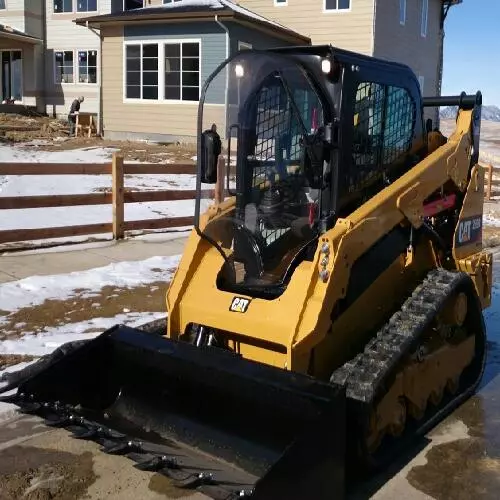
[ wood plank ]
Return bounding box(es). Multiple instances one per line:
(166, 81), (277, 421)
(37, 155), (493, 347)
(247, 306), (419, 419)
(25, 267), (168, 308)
(0, 162), (197, 176)
(0, 223), (112, 244)
(124, 216), (194, 232)
(124, 190), (212, 203)
(124, 163), (196, 175)
(0, 193), (112, 210)
(0, 163), (112, 175)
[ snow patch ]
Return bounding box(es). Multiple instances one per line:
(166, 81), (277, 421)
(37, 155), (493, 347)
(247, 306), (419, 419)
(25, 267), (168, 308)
(0, 254), (181, 315)
(0, 311), (166, 357)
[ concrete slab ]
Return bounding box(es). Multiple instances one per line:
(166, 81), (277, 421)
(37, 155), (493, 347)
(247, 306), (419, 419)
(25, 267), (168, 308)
(0, 414), (206, 500)
(0, 236), (188, 283)
(86, 238), (186, 261)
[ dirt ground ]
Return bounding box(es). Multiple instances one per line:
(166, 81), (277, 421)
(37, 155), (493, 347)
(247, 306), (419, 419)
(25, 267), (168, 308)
(0, 112), (197, 164)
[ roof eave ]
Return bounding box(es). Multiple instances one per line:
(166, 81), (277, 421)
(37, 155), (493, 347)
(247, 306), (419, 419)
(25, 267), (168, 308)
(0, 31), (42, 44)
(74, 9), (310, 45)
(74, 9), (234, 28)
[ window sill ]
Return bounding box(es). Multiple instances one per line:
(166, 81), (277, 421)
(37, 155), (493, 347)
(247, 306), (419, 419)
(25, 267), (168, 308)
(123, 98), (200, 105)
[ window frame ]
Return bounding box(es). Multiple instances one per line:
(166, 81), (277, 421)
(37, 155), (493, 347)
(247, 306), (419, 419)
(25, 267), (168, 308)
(421, 0), (428, 37)
(323, 0), (351, 14)
(53, 0), (74, 13)
(400, 0), (406, 26)
(0, 1), (6, 11)
(76, 0), (98, 13)
(77, 49), (99, 85)
(123, 39), (202, 104)
(0, 48), (24, 104)
(54, 49), (75, 84)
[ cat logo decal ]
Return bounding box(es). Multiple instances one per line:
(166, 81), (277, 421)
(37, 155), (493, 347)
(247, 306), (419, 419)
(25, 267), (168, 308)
(229, 296), (251, 313)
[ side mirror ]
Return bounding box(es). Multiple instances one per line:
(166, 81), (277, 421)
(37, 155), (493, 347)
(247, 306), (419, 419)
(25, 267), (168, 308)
(200, 129), (220, 184)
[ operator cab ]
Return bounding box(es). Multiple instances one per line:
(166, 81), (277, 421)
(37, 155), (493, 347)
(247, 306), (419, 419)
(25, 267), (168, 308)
(196, 46), (426, 299)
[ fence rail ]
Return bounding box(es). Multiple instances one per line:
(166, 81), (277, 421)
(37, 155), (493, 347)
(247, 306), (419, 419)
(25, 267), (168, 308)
(0, 154), (497, 247)
(0, 153), (206, 245)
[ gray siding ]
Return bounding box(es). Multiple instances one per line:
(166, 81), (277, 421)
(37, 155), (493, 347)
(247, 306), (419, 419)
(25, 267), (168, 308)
(227, 22), (299, 54)
(373, 0), (442, 123)
(124, 23), (226, 105)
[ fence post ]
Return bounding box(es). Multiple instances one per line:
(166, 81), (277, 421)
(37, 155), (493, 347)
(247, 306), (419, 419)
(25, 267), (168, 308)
(112, 153), (125, 239)
(215, 155), (225, 204)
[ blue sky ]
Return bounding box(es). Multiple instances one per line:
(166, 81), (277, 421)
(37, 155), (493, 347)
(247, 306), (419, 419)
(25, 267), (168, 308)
(442, 0), (500, 105)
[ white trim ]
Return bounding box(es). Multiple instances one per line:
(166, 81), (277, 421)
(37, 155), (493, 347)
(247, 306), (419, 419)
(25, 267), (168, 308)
(53, 49), (75, 84)
(53, 0), (99, 14)
(274, 0), (288, 7)
(0, 48), (24, 104)
(323, 0), (351, 14)
(76, 49), (99, 85)
(399, 0), (406, 26)
(76, 0), (98, 13)
(421, 0), (428, 37)
(123, 38), (202, 104)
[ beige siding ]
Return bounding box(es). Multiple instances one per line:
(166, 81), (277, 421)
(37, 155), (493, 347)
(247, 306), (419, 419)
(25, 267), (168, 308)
(43, 1), (113, 116)
(0, 0), (26, 32)
(236, 0), (375, 55)
(0, 40), (40, 107)
(101, 26), (224, 140)
(374, 0), (441, 98)
(24, 0), (44, 39)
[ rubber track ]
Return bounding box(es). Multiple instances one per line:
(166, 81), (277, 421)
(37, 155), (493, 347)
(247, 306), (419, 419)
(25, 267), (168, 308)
(330, 267), (487, 469)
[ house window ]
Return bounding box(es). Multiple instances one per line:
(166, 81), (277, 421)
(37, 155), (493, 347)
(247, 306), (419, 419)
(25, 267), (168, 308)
(125, 43), (158, 99)
(274, 0), (287, 5)
(324, 0), (350, 11)
(1, 50), (23, 102)
(77, 0), (97, 12)
(54, 0), (72, 13)
(165, 42), (200, 101)
(124, 0), (143, 9)
(421, 0), (428, 37)
(78, 50), (98, 83)
(55, 51), (74, 83)
(162, 0), (182, 4)
(0, 1), (5, 10)
(400, 0), (406, 25)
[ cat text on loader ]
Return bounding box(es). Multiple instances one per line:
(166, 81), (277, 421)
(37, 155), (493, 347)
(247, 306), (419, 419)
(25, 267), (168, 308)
(1, 45), (492, 499)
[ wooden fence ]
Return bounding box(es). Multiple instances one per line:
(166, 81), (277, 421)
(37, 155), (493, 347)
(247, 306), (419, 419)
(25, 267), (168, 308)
(0, 153), (219, 245)
(482, 163), (500, 201)
(0, 153), (497, 246)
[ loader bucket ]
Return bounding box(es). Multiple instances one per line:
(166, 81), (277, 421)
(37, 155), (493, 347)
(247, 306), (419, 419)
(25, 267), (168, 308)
(3, 325), (346, 499)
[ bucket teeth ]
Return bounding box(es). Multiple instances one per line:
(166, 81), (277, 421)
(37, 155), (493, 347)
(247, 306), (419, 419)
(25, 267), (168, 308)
(175, 471), (215, 489)
(18, 402), (42, 414)
(45, 415), (75, 427)
(102, 440), (143, 455)
(72, 425), (102, 439)
(135, 455), (178, 472)
(0, 394), (19, 404)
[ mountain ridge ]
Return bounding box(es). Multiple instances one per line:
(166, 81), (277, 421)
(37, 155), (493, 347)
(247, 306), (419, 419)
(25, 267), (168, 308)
(440, 105), (500, 122)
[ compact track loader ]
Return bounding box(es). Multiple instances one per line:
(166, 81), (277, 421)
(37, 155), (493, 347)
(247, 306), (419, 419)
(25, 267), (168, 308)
(1, 46), (493, 499)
